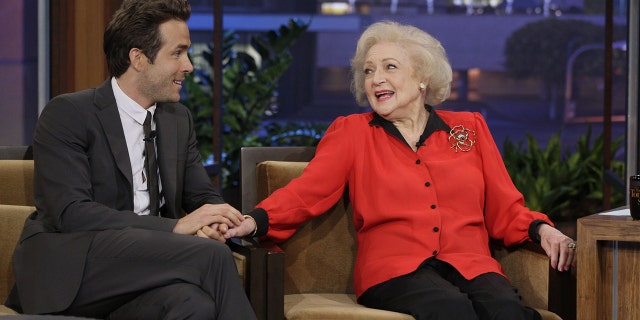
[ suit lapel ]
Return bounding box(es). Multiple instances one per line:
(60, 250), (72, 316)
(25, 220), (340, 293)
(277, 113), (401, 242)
(94, 79), (134, 190)
(155, 104), (178, 215)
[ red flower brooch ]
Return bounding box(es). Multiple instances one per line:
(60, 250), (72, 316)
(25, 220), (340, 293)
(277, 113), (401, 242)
(448, 125), (476, 152)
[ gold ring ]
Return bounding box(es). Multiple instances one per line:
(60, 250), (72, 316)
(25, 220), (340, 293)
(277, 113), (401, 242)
(568, 242), (577, 250)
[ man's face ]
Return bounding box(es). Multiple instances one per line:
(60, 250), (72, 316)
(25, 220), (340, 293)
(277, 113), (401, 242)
(138, 19), (193, 106)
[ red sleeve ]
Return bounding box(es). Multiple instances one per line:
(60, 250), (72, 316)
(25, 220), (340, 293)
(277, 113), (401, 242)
(257, 116), (354, 242)
(474, 112), (553, 245)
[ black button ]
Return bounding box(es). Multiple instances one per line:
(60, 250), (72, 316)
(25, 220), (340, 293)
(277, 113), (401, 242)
(430, 204), (436, 209)
(432, 250), (438, 256)
(433, 227), (439, 232)
(415, 159), (421, 164)
(425, 182), (431, 187)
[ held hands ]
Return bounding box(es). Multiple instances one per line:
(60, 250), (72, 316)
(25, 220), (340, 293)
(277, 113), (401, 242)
(537, 224), (576, 272)
(196, 215), (257, 242)
(173, 203), (244, 242)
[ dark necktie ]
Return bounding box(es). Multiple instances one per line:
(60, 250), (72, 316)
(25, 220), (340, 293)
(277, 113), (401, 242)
(143, 111), (160, 216)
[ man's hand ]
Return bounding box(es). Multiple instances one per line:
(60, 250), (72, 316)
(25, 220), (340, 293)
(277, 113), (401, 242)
(538, 223), (576, 272)
(173, 203), (244, 242)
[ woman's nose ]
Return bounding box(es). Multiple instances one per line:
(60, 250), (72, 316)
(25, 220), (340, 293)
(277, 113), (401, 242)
(372, 70), (385, 85)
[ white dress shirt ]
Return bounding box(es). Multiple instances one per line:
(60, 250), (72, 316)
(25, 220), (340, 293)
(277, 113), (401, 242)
(111, 77), (163, 215)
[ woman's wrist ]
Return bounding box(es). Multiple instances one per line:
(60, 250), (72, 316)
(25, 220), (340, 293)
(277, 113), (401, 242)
(243, 215), (258, 238)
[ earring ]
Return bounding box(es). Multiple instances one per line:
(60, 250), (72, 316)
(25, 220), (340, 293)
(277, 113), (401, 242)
(419, 83), (426, 90)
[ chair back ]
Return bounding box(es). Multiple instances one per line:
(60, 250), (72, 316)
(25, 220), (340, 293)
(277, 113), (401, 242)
(255, 160), (357, 295)
(0, 146), (33, 160)
(240, 146), (316, 213)
(0, 160), (35, 206)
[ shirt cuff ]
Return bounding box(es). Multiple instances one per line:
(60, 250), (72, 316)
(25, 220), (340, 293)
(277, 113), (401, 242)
(528, 219), (549, 243)
(246, 208), (268, 237)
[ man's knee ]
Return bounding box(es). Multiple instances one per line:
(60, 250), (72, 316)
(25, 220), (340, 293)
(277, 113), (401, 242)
(164, 283), (217, 319)
(108, 283), (217, 320)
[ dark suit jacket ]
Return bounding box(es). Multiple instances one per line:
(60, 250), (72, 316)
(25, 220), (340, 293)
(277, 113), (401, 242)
(12, 79), (224, 314)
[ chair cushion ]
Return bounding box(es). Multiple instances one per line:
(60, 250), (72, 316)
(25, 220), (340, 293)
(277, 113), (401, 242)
(284, 293), (414, 320)
(284, 293), (561, 320)
(0, 304), (19, 315)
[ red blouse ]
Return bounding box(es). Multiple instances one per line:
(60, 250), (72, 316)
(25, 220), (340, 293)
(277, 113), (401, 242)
(255, 109), (553, 298)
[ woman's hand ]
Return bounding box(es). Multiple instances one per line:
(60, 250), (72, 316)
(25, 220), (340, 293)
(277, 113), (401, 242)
(223, 217), (257, 239)
(538, 223), (576, 271)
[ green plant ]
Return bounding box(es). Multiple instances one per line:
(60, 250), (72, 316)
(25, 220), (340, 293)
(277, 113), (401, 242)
(502, 127), (625, 221)
(182, 19), (309, 189)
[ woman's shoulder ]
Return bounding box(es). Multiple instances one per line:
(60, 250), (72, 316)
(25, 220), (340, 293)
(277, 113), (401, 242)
(435, 109), (486, 126)
(329, 112), (375, 128)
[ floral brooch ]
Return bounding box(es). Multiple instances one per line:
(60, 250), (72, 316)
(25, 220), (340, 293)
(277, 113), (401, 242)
(448, 125), (476, 152)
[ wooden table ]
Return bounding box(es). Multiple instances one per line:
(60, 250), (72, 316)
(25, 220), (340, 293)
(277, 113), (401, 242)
(577, 211), (640, 320)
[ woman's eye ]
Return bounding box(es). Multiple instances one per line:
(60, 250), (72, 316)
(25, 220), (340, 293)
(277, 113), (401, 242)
(364, 68), (373, 75)
(387, 64), (397, 70)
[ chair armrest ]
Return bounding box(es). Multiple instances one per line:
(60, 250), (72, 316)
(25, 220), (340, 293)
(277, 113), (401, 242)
(228, 238), (285, 320)
(491, 240), (575, 320)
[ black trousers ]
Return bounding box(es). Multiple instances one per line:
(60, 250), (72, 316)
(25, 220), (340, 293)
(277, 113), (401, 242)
(57, 228), (256, 320)
(358, 258), (541, 320)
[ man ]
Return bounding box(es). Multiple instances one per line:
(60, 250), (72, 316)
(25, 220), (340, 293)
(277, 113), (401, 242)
(6, 0), (257, 319)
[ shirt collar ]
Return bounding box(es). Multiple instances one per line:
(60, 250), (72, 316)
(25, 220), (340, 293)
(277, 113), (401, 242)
(111, 77), (157, 125)
(369, 105), (451, 148)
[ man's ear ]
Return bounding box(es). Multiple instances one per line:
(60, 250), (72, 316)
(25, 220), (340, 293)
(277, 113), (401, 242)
(129, 48), (146, 71)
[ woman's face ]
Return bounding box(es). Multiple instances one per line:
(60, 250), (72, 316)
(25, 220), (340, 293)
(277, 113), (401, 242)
(363, 41), (424, 120)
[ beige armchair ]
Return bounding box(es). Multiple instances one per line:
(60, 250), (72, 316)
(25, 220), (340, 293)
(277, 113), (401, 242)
(234, 146), (573, 320)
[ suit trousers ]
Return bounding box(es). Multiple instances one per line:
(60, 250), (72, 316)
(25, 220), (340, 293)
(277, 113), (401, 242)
(54, 228), (256, 320)
(358, 257), (540, 320)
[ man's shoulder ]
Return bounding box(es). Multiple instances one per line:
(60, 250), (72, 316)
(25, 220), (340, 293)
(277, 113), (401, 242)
(157, 101), (191, 118)
(49, 80), (113, 108)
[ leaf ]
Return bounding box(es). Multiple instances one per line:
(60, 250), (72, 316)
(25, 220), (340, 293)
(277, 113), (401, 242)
(502, 129), (625, 221)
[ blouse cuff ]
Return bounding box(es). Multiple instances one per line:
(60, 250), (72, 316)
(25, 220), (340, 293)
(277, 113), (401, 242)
(528, 219), (549, 244)
(246, 208), (269, 237)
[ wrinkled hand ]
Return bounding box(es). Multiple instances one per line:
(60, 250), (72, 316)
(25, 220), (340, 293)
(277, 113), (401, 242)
(538, 224), (576, 272)
(173, 203), (244, 243)
(223, 218), (257, 239)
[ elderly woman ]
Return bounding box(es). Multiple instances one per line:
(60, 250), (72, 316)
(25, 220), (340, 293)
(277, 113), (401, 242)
(224, 21), (576, 319)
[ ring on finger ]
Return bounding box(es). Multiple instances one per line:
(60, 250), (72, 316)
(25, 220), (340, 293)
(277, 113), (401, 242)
(568, 242), (577, 250)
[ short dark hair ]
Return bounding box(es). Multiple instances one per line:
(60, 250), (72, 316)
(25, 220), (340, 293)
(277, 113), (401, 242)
(104, 0), (191, 77)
